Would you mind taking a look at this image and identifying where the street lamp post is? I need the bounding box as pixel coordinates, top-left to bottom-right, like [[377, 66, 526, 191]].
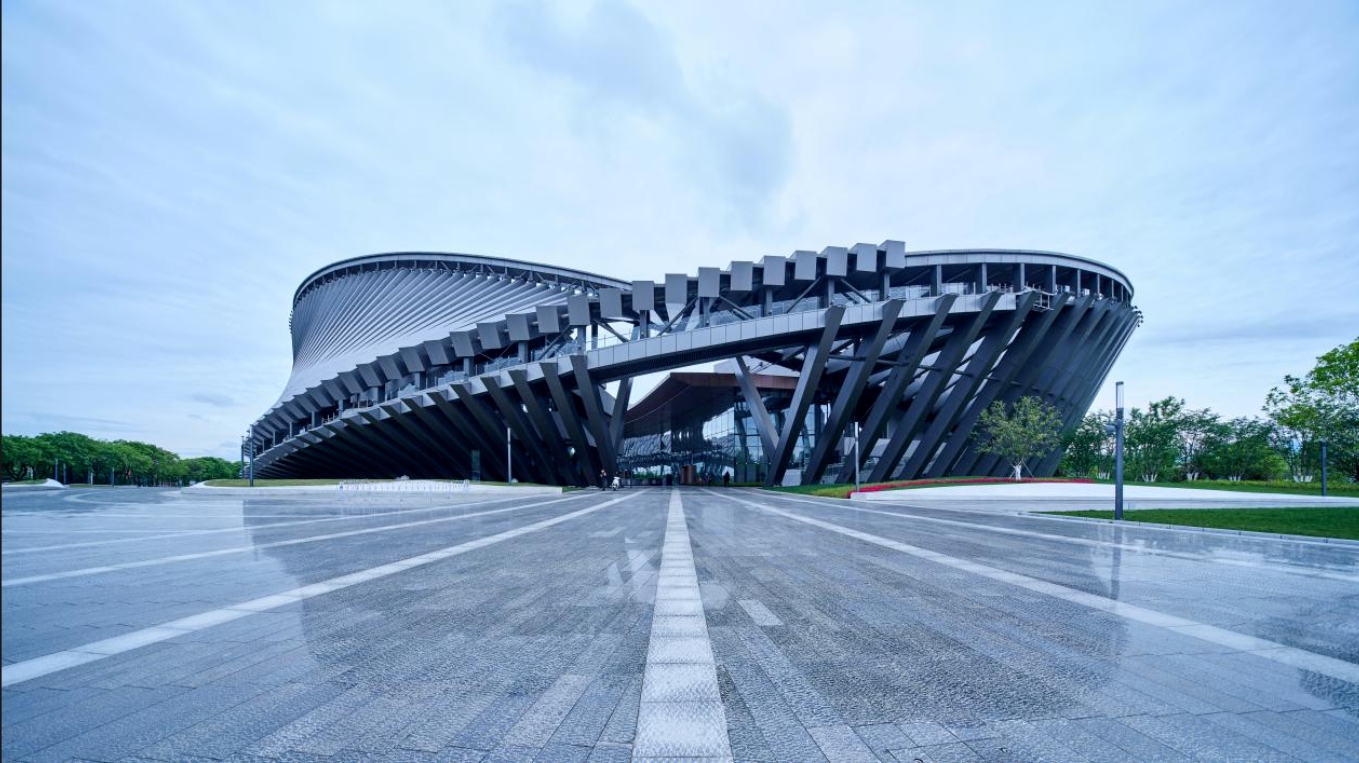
[[247, 427, 255, 488], [506, 426, 513, 484], [853, 421, 862, 495], [1114, 381, 1125, 521], [1320, 440, 1328, 497]]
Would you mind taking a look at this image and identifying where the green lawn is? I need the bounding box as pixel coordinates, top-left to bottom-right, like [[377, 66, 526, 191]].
[[1088, 478, 1359, 497], [769, 477, 1092, 500], [1044, 507, 1359, 540]]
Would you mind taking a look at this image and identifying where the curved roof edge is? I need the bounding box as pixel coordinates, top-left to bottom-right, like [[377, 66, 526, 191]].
[[293, 251, 631, 307]]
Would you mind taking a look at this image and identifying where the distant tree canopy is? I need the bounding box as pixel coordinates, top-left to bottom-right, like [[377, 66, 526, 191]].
[[1060, 337, 1359, 483], [1, 432, 238, 485]]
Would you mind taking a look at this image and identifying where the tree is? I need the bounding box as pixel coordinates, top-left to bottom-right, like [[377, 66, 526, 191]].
[[1265, 337, 1359, 482], [1, 435, 42, 481], [1059, 410, 1114, 478], [1125, 397, 1183, 482], [975, 396, 1064, 480], [1201, 417, 1281, 481], [1176, 406, 1224, 481]]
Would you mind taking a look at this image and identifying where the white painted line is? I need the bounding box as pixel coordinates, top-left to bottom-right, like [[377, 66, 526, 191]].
[[3, 492, 595, 587], [4, 493, 545, 555], [634, 490, 732, 759], [1, 493, 629, 688], [762, 491, 1359, 583], [719, 492, 1359, 686], [738, 599, 782, 627]]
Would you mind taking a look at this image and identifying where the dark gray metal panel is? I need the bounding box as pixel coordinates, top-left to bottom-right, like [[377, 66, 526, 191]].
[[422, 339, 451, 366], [609, 376, 632, 452], [766, 305, 846, 486], [536, 305, 563, 334], [851, 244, 878, 273], [665, 274, 689, 306], [600, 288, 625, 319], [630, 281, 656, 312], [761, 256, 787, 286], [357, 363, 383, 387], [697, 268, 720, 298], [568, 294, 592, 327], [507, 313, 534, 342], [729, 261, 754, 292], [793, 250, 819, 281], [883, 240, 907, 269], [398, 347, 425, 374], [822, 247, 849, 277], [477, 322, 506, 350], [802, 299, 905, 483], [450, 331, 477, 357]]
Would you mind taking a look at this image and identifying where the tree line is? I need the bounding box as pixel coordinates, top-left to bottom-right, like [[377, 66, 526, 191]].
[[1, 431, 239, 486], [1059, 337, 1358, 483]]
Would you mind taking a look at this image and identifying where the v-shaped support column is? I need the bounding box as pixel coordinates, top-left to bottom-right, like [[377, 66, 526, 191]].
[[764, 305, 845, 487]]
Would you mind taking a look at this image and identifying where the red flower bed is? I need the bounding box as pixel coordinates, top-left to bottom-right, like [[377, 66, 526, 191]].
[[854, 477, 1093, 495]]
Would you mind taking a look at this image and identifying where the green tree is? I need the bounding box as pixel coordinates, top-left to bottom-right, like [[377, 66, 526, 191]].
[[1059, 410, 1114, 478], [1, 434, 42, 481], [1125, 397, 1183, 482], [1265, 337, 1359, 482], [975, 396, 1064, 480], [1201, 417, 1282, 481]]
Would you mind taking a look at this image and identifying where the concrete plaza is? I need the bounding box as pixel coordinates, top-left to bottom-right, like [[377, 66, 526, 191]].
[[2, 486, 1357, 761]]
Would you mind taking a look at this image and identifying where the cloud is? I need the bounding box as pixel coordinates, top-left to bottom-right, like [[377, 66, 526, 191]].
[[490, 0, 793, 228], [190, 392, 236, 408]]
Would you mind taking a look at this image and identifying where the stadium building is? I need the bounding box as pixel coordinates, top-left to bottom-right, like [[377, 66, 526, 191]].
[[248, 244, 1139, 487]]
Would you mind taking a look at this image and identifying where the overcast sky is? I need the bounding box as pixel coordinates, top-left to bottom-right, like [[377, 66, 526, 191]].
[[3, 0, 1357, 459]]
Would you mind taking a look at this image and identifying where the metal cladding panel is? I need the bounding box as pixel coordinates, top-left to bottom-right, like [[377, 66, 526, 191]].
[[665, 274, 689, 306], [883, 240, 907, 269], [506, 313, 534, 342], [450, 331, 476, 357], [422, 339, 450, 365], [357, 363, 383, 387], [851, 243, 878, 272], [477, 322, 506, 350], [729, 261, 754, 291], [761, 256, 787, 286], [697, 267, 721, 297], [536, 305, 562, 333], [793, 250, 819, 281], [630, 281, 655, 312], [600, 288, 625, 318], [823, 247, 849, 277], [399, 347, 425, 373], [377, 356, 402, 379], [568, 294, 592, 326]]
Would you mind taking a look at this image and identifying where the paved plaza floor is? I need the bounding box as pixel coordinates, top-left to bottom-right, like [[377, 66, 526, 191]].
[[2, 486, 1357, 761]]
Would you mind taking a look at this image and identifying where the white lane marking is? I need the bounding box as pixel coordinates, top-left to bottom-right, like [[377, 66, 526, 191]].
[[4, 494, 544, 555], [2, 493, 595, 587], [1, 493, 630, 688], [718, 492, 1359, 686], [634, 490, 732, 759], [760, 491, 1359, 583]]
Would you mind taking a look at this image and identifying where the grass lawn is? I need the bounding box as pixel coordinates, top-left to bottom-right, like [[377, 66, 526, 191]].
[[1044, 507, 1359, 540], [770, 477, 1092, 500], [1089, 478, 1359, 498]]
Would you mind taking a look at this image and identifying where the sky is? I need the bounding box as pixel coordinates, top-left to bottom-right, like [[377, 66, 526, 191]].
[[3, 0, 1357, 460]]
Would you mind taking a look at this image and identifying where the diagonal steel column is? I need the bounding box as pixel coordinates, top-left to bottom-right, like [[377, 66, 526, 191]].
[[868, 292, 1001, 483], [926, 292, 1069, 477], [484, 378, 556, 484], [570, 354, 618, 479], [328, 418, 409, 477], [542, 360, 603, 486], [765, 305, 846, 487], [609, 376, 633, 455], [429, 388, 507, 477], [733, 356, 777, 458], [802, 299, 904, 483], [450, 383, 515, 481], [356, 408, 448, 476], [509, 369, 581, 485], [399, 399, 473, 476], [965, 295, 1095, 476], [834, 294, 958, 484], [901, 292, 1039, 478]]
